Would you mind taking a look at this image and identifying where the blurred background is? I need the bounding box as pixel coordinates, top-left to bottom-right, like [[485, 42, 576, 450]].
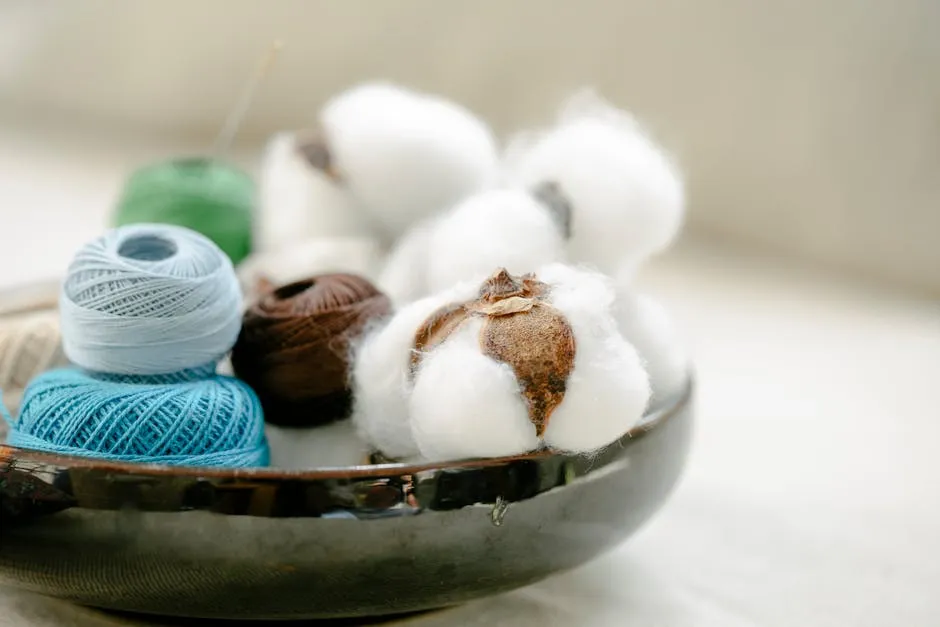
[[0, 1, 938, 626], [2, 0, 939, 294]]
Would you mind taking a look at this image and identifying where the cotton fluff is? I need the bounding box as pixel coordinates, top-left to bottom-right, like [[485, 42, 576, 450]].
[[356, 264, 650, 461], [350, 279, 480, 459], [321, 83, 499, 241], [410, 317, 539, 462], [535, 264, 650, 453], [613, 288, 688, 408], [504, 90, 685, 278], [378, 189, 567, 306], [375, 222, 434, 306], [256, 132, 368, 251]]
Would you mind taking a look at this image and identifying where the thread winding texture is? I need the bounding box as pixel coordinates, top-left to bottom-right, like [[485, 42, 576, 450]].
[[60, 223, 243, 375], [8, 365, 268, 467], [231, 274, 391, 426], [113, 158, 254, 265], [9, 223, 268, 468], [0, 310, 69, 436]]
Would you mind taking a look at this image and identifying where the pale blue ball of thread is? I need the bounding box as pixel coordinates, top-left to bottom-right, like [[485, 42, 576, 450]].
[[5, 364, 269, 467], [60, 223, 243, 375]]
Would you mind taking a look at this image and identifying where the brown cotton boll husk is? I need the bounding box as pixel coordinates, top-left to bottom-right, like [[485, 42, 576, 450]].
[[412, 269, 576, 436], [231, 273, 391, 427]]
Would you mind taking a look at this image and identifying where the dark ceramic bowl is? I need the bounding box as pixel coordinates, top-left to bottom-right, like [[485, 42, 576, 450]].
[[0, 381, 693, 621]]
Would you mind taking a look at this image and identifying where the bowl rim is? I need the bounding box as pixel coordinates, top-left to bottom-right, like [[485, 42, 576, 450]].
[[1, 377, 692, 481]]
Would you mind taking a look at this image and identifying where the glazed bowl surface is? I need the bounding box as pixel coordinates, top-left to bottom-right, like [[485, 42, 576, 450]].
[[0, 378, 693, 621]]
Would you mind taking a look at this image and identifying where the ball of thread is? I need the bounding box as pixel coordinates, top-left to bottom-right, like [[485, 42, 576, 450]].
[[231, 273, 391, 427], [60, 223, 243, 375], [7, 365, 268, 467], [0, 310, 69, 429], [113, 158, 255, 265]]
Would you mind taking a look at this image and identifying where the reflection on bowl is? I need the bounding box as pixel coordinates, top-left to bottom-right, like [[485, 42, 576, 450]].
[[0, 379, 693, 621]]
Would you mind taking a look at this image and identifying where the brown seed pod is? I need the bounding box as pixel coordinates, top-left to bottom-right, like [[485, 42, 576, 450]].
[[412, 269, 576, 436], [232, 273, 391, 427]]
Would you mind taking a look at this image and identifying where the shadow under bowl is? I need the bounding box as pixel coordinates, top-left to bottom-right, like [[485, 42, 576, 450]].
[[0, 380, 694, 621]]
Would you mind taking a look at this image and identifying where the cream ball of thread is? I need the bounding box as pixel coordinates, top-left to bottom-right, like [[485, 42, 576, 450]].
[[504, 89, 685, 278], [612, 287, 689, 408], [350, 279, 480, 459], [59, 223, 243, 375], [0, 309, 69, 426], [255, 132, 369, 253], [378, 188, 567, 306], [320, 82, 499, 241]]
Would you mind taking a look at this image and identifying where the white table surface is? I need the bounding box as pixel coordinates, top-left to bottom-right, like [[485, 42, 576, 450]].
[[1, 124, 938, 626]]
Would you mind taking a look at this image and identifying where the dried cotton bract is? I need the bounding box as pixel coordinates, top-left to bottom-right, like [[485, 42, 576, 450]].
[[378, 188, 568, 305], [504, 90, 685, 279], [352, 265, 650, 461]]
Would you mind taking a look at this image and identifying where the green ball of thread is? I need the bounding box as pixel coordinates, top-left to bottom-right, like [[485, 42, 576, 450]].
[[113, 157, 255, 265]]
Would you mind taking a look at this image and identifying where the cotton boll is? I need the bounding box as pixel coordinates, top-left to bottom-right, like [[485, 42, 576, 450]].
[[410, 318, 539, 461], [613, 289, 689, 408], [321, 83, 499, 241], [256, 132, 369, 251], [378, 189, 567, 306], [536, 263, 651, 452], [542, 334, 650, 453], [425, 189, 567, 296], [351, 280, 479, 458], [505, 90, 684, 276], [397, 265, 647, 460], [377, 222, 434, 306]]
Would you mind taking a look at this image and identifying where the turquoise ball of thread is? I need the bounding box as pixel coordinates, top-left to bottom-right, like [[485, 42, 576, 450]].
[[7, 364, 269, 468], [113, 158, 254, 265], [9, 222, 270, 468], [60, 223, 244, 375]]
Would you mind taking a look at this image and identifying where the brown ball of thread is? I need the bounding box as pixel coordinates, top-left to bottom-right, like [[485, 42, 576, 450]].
[[231, 273, 391, 427]]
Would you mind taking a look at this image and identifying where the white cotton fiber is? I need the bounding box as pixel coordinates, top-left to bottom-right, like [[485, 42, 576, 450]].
[[321, 83, 499, 241], [265, 421, 370, 469], [613, 288, 689, 408], [504, 90, 685, 277], [387, 263, 649, 461], [378, 189, 567, 305], [375, 222, 434, 306], [410, 318, 539, 461], [350, 279, 480, 458], [535, 263, 651, 452], [256, 132, 369, 251], [425, 189, 567, 295]]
